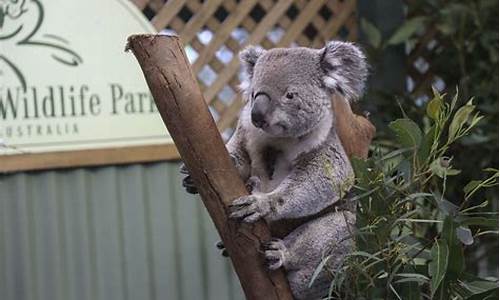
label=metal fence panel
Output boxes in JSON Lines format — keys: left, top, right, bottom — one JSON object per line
{"left": 0, "top": 162, "right": 244, "bottom": 300}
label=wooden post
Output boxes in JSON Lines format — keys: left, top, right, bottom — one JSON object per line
{"left": 126, "top": 34, "right": 294, "bottom": 300}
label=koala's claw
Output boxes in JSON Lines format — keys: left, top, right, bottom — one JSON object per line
{"left": 180, "top": 163, "right": 199, "bottom": 194}
{"left": 215, "top": 240, "right": 225, "bottom": 249}
{"left": 182, "top": 176, "right": 199, "bottom": 194}
{"left": 229, "top": 194, "right": 271, "bottom": 223}
{"left": 245, "top": 176, "right": 262, "bottom": 193}
{"left": 215, "top": 240, "right": 229, "bottom": 257}
{"left": 263, "top": 238, "right": 287, "bottom": 270}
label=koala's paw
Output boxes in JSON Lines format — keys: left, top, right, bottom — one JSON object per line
{"left": 263, "top": 238, "right": 287, "bottom": 270}
{"left": 180, "top": 163, "right": 198, "bottom": 194}
{"left": 245, "top": 176, "right": 262, "bottom": 193}
{"left": 229, "top": 194, "right": 271, "bottom": 223}
{"left": 215, "top": 240, "right": 229, "bottom": 257}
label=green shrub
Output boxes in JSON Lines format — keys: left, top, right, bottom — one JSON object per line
{"left": 316, "top": 91, "right": 498, "bottom": 299}
{"left": 360, "top": 0, "right": 499, "bottom": 280}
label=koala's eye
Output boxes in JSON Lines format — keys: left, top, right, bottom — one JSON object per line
{"left": 285, "top": 92, "right": 294, "bottom": 99}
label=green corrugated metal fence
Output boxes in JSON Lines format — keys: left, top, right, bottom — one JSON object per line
{"left": 0, "top": 162, "right": 245, "bottom": 300}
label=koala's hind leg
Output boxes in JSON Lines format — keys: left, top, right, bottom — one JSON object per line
{"left": 278, "top": 211, "right": 355, "bottom": 300}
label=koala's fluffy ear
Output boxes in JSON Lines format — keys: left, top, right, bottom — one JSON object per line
{"left": 320, "top": 41, "right": 368, "bottom": 102}
{"left": 239, "top": 46, "right": 266, "bottom": 95}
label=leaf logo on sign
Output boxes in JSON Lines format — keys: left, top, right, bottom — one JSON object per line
{"left": 0, "top": 0, "right": 83, "bottom": 90}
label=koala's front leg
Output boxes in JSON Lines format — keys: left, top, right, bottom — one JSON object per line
{"left": 229, "top": 191, "right": 272, "bottom": 223}
{"left": 230, "top": 147, "right": 353, "bottom": 223}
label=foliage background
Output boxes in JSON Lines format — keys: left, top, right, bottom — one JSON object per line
{"left": 320, "top": 0, "right": 499, "bottom": 298}
{"left": 359, "top": 0, "right": 498, "bottom": 276}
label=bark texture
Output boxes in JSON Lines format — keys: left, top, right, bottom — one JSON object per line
{"left": 126, "top": 34, "right": 294, "bottom": 300}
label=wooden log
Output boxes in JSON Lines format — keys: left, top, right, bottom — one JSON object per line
{"left": 126, "top": 34, "right": 294, "bottom": 300}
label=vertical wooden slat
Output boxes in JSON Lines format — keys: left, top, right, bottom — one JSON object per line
{"left": 60, "top": 169, "right": 92, "bottom": 300}
{"left": 146, "top": 164, "right": 181, "bottom": 300}
{"left": 2, "top": 174, "right": 30, "bottom": 300}
{"left": 117, "top": 165, "right": 151, "bottom": 300}
{"left": 0, "top": 177, "right": 6, "bottom": 300}
{"left": 84, "top": 169, "right": 99, "bottom": 300}
{"left": 140, "top": 166, "right": 157, "bottom": 300}
{"left": 33, "top": 173, "right": 63, "bottom": 300}
{"left": 88, "top": 168, "right": 125, "bottom": 300}
{"left": 171, "top": 166, "right": 206, "bottom": 300}
{"left": 54, "top": 172, "right": 69, "bottom": 300}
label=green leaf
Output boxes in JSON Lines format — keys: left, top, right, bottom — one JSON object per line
{"left": 436, "top": 199, "right": 459, "bottom": 217}
{"left": 361, "top": 18, "right": 382, "bottom": 48}
{"left": 351, "top": 157, "right": 370, "bottom": 187}
{"left": 417, "top": 125, "right": 436, "bottom": 165}
{"left": 389, "top": 119, "right": 423, "bottom": 148}
{"left": 387, "top": 17, "right": 427, "bottom": 45}
{"left": 430, "top": 157, "right": 460, "bottom": 178}
{"left": 446, "top": 169, "right": 461, "bottom": 176}
{"left": 442, "top": 217, "right": 465, "bottom": 278}
{"left": 395, "top": 273, "right": 430, "bottom": 281}
{"left": 348, "top": 251, "right": 383, "bottom": 262}
{"left": 456, "top": 226, "right": 474, "bottom": 245}
{"left": 467, "top": 290, "right": 498, "bottom": 300}
{"left": 464, "top": 180, "right": 482, "bottom": 195}
{"left": 483, "top": 168, "right": 499, "bottom": 174}
{"left": 396, "top": 267, "right": 424, "bottom": 300}
{"left": 458, "top": 216, "right": 499, "bottom": 229}
{"left": 388, "top": 283, "right": 402, "bottom": 300}
{"left": 448, "top": 103, "right": 475, "bottom": 143}
{"left": 428, "top": 239, "right": 449, "bottom": 297}
{"left": 426, "top": 94, "right": 442, "bottom": 120}
{"left": 461, "top": 280, "right": 499, "bottom": 295}
{"left": 309, "top": 256, "right": 330, "bottom": 287}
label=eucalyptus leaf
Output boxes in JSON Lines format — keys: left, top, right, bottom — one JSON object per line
{"left": 430, "top": 157, "right": 460, "bottom": 178}
{"left": 426, "top": 95, "right": 442, "bottom": 120}
{"left": 464, "top": 180, "right": 482, "bottom": 195}
{"left": 308, "top": 256, "right": 330, "bottom": 287}
{"left": 389, "top": 119, "right": 423, "bottom": 148}
{"left": 458, "top": 216, "right": 499, "bottom": 229}
{"left": 436, "top": 199, "right": 459, "bottom": 216}
{"left": 429, "top": 239, "right": 449, "bottom": 297}
{"left": 387, "top": 17, "right": 427, "bottom": 45}
{"left": 417, "top": 125, "right": 436, "bottom": 165}
{"left": 442, "top": 217, "right": 465, "bottom": 278}
{"left": 448, "top": 104, "right": 475, "bottom": 143}
{"left": 461, "top": 280, "right": 498, "bottom": 295}
{"left": 361, "top": 18, "right": 382, "bottom": 48}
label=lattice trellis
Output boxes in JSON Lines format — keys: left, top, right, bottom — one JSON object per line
{"left": 131, "top": 0, "right": 358, "bottom": 135}
{"left": 404, "top": 1, "right": 446, "bottom": 103}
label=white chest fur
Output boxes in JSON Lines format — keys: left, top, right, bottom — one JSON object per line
{"left": 241, "top": 107, "right": 333, "bottom": 193}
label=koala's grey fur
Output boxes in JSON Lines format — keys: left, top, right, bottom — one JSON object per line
{"left": 219, "top": 41, "right": 368, "bottom": 299}
{"left": 183, "top": 41, "right": 367, "bottom": 299}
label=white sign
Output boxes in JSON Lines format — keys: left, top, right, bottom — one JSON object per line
{"left": 0, "top": 0, "right": 172, "bottom": 155}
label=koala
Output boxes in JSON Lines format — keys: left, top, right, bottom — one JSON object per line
{"left": 182, "top": 41, "right": 369, "bottom": 299}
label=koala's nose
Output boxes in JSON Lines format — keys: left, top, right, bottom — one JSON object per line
{"left": 251, "top": 110, "right": 266, "bottom": 128}
{"left": 251, "top": 92, "right": 270, "bottom": 128}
